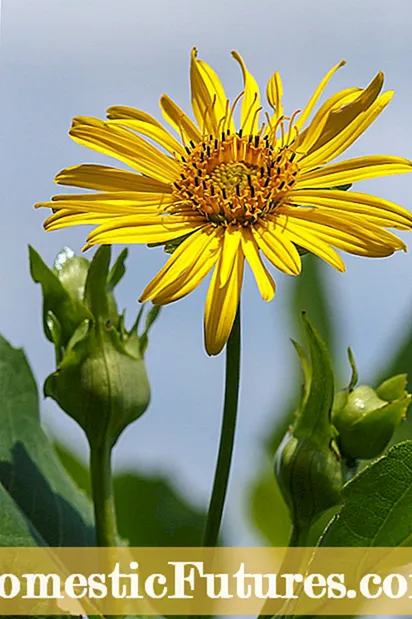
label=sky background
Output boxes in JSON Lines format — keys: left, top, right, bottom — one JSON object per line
{"left": 1, "top": 0, "right": 412, "bottom": 544}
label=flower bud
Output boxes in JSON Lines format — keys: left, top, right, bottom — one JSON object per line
{"left": 332, "top": 368, "right": 411, "bottom": 461}
{"left": 30, "top": 245, "right": 159, "bottom": 449}
{"left": 275, "top": 315, "right": 342, "bottom": 536}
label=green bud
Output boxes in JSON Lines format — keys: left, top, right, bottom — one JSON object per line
{"left": 275, "top": 315, "right": 342, "bottom": 537}
{"left": 30, "top": 245, "right": 160, "bottom": 449}
{"left": 332, "top": 353, "right": 411, "bottom": 460}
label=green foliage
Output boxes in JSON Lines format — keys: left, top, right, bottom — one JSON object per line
{"left": 275, "top": 315, "right": 342, "bottom": 538}
{"left": 321, "top": 441, "right": 412, "bottom": 546}
{"left": 54, "top": 442, "right": 207, "bottom": 547}
{"left": 249, "top": 255, "right": 338, "bottom": 545}
{"left": 31, "top": 245, "right": 158, "bottom": 450}
{"left": 0, "top": 335, "right": 94, "bottom": 548}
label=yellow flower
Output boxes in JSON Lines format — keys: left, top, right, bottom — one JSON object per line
{"left": 37, "top": 49, "right": 412, "bottom": 355}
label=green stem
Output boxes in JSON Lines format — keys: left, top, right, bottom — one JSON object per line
{"left": 90, "top": 443, "right": 123, "bottom": 619}
{"left": 257, "top": 524, "right": 310, "bottom": 619}
{"left": 90, "top": 442, "right": 118, "bottom": 547}
{"left": 203, "top": 305, "right": 241, "bottom": 547}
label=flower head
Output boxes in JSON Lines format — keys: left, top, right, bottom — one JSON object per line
{"left": 37, "top": 49, "right": 412, "bottom": 355}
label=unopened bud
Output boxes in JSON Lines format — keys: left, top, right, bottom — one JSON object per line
{"left": 332, "top": 351, "right": 411, "bottom": 460}
{"left": 30, "top": 245, "right": 159, "bottom": 449}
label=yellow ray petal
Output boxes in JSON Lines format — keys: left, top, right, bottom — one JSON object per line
{"left": 298, "top": 155, "right": 412, "bottom": 188}
{"left": 252, "top": 223, "right": 301, "bottom": 276}
{"left": 44, "top": 191, "right": 174, "bottom": 205}
{"left": 276, "top": 209, "right": 405, "bottom": 256}
{"left": 287, "top": 189, "right": 412, "bottom": 230}
{"left": 37, "top": 192, "right": 174, "bottom": 231}
{"left": 106, "top": 106, "right": 185, "bottom": 156}
{"left": 266, "top": 70, "right": 283, "bottom": 125}
{"left": 54, "top": 164, "right": 172, "bottom": 193}
{"left": 204, "top": 237, "right": 244, "bottom": 356}
{"left": 240, "top": 227, "right": 276, "bottom": 301}
{"left": 308, "top": 72, "right": 384, "bottom": 152}
{"left": 295, "top": 60, "right": 346, "bottom": 131}
{"left": 219, "top": 226, "right": 242, "bottom": 285}
{"left": 231, "top": 51, "right": 261, "bottom": 135}
{"left": 159, "top": 94, "right": 201, "bottom": 144}
{"left": 279, "top": 221, "right": 346, "bottom": 271}
{"left": 70, "top": 117, "right": 181, "bottom": 184}
{"left": 84, "top": 215, "right": 205, "bottom": 248}
{"left": 43, "top": 209, "right": 151, "bottom": 231}
{"left": 143, "top": 227, "right": 224, "bottom": 305}
{"left": 190, "top": 48, "right": 234, "bottom": 137}
{"left": 300, "top": 91, "right": 393, "bottom": 169}
{"left": 297, "top": 88, "right": 361, "bottom": 154}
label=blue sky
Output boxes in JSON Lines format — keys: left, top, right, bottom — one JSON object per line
{"left": 1, "top": 0, "right": 412, "bottom": 543}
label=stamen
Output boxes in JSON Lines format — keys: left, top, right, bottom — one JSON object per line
{"left": 226, "top": 90, "right": 245, "bottom": 133}
{"left": 286, "top": 109, "right": 301, "bottom": 146}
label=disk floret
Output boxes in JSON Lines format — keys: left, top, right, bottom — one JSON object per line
{"left": 172, "top": 131, "right": 300, "bottom": 226}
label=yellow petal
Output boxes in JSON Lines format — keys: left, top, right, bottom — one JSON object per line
{"left": 45, "top": 190, "right": 174, "bottom": 205}
{"left": 38, "top": 192, "right": 175, "bottom": 231}
{"left": 276, "top": 209, "right": 405, "bottom": 256}
{"left": 219, "top": 227, "right": 242, "bottom": 285}
{"left": 240, "top": 227, "right": 276, "bottom": 301}
{"left": 297, "top": 88, "right": 361, "bottom": 154}
{"left": 190, "top": 48, "right": 234, "bottom": 137}
{"left": 159, "top": 94, "right": 201, "bottom": 144}
{"left": 279, "top": 220, "right": 346, "bottom": 271}
{"left": 252, "top": 223, "right": 301, "bottom": 275}
{"left": 106, "top": 106, "right": 185, "bottom": 156}
{"left": 70, "top": 117, "right": 181, "bottom": 184}
{"left": 85, "top": 215, "right": 205, "bottom": 248}
{"left": 288, "top": 189, "right": 412, "bottom": 230}
{"left": 300, "top": 91, "right": 393, "bottom": 169}
{"left": 308, "top": 72, "right": 384, "bottom": 152}
{"left": 54, "top": 164, "right": 172, "bottom": 193}
{"left": 295, "top": 60, "right": 346, "bottom": 131}
{"left": 266, "top": 70, "right": 283, "bottom": 125}
{"left": 231, "top": 51, "right": 261, "bottom": 135}
{"left": 43, "top": 209, "right": 157, "bottom": 231}
{"left": 144, "top": 227, "right": 224, "bottom": 305}
{"left": 298, "top": 155, "right": 412, "bottom": 188}
{"left": 204, "top": 238, "right": 244, "bottom": 356}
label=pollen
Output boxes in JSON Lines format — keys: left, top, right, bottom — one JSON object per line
{"left": 171, "top": 131, "right": 300, "bottom": 226}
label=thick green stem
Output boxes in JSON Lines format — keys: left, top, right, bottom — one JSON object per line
{"left": 90, "top": 442, "right": 118, "bottom": 548}
{"left": 203, "top": 305, "right": 241, "bottom": 547}
{"left": 90, "top": 443, "right": 123, "bottom": 619}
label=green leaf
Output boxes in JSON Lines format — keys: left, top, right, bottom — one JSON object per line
{"left": 321, "top": 440, "right": 412, "bottom": 546}
{"left": 0, "top": 335, "right": 94, "bottom": 547}
{"left": 54, "top": 441, "right": 207, "bottom": 546}
{"left": 115, "top": 473, "right": 206, "bottom": 546}
{"left": 84, "top": 245, "right": 112, "bottom": 320}
{"left": 292, "top": 254, "right": 336, "bottom": 360}
{"left": 29, "top": 246, "right": 90, "bottom": 350}
{"left": 293, "top": 314, "right": 335, "bottom": 442}
{"left": 107, "top": 248, "right": 128, "bottom": 291}
{"left": 373, "top": 329, "right": 412, "bottom": 446}
{"left": 0, "top": 483, "right": 42, "bottom": 546}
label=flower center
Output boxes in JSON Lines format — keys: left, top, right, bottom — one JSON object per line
{"left": 172, "top": 132, "right": 299, "bottom": 226}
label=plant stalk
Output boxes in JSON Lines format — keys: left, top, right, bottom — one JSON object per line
{"left": 203, "top": 305, "right": 241, "bottom": 547}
